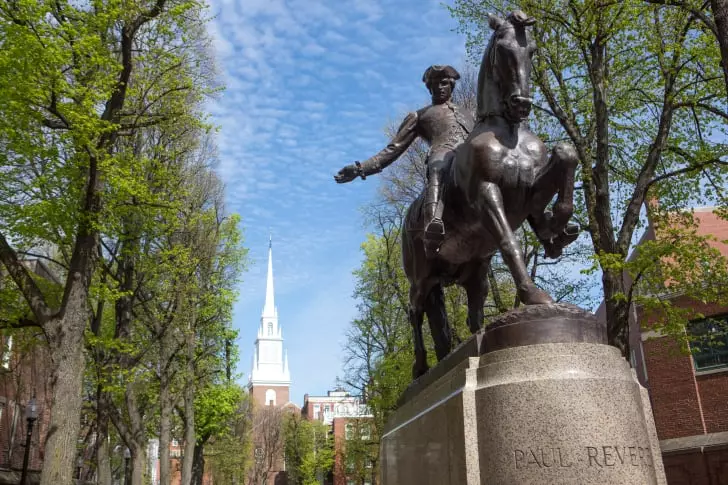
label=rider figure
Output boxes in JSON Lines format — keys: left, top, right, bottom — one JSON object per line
{"left": 334, "top": 65, "right": 474, "bottom": 256}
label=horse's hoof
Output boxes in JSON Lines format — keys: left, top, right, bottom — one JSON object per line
{"left": 518, "top": 284, "right": 554, "bottom": 305}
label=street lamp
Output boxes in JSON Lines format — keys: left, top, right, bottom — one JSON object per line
{"left": 19, "top": 397, "right": 38, "bottom": 485}
{"left": 124, "top": 448, "right": 131, "bottom": 485}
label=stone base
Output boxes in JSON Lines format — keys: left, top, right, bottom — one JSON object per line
{"left": 380, "top": 304, "right": 667, "bottom": 485}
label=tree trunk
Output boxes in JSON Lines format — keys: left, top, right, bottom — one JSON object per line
{"left": 159, "top": 380, "right": 172, "bottom": 485}
{"left": 96, "top": 398, "right": 113, "bottom": 485}
{"left": 39, "top": 313, "right": 86, "bottom": 485}
{"left": 710, "top": 0, "right": 728, "bottom": 100}
{"left": 131, "top": 446, "right": 147, "bottom": 485}
{"left": 180, "top": 331, "right": 196, "bottom": 485}
{"left": 603, "top": 269, "right": 630, "bottom": 358}
{"left": 192, "top": 442, "right": 205, "bottom": 485}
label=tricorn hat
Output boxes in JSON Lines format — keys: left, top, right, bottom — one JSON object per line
{"left": 422, "top": 65, "right": 461, "bottom": 86}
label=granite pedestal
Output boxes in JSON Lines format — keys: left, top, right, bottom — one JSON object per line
{"left": 380, "top": 304, "right": 667, "bottom": 485}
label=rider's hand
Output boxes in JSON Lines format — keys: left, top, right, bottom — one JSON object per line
{"left": 334, "top": 163, "right": 360, "bottom": 183}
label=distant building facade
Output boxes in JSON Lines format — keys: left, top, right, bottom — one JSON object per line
{"left": 597, "top": 207, "right": 728, "bottom": 485}
{"left": 302, "top": 390, "right": 374, "bottom": 485}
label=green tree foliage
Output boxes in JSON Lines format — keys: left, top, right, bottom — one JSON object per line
{"left": 283, "top": 413, "right": 334, "bottom": 485}
{"left": 0, "top": 1, "right": 248, "bottom": 484}
{"left": 449, "top": 0, "right": 728, "bottom": 353}
{"left": 200, "top": 385, "right": 252, "bottom": 485}
{"left": 341, "top": 419, "right": 378, "bottom": 485}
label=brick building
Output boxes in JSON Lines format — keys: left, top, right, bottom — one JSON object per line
{"left": 302, "top": 390, "right": 374, "bottom": 485}
{"left": 0, "top": 260, "right": 58, "bottom": 484}
{"left": 597, "top": 207, "right": 728, "bottom": 484}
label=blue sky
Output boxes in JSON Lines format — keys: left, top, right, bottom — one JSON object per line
{"left": 204, "top": 0, "right": 470, "bottom": 405}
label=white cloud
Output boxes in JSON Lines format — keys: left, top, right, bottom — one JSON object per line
{"left": 206, "top": 0, "right": 469, "bottom": 397}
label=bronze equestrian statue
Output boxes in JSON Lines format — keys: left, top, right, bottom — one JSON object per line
{"left": 334, "top": 65, "right": 474, "bottom": 257}
{"left": 336, "top": 11, "right": 580, "bottom": 379}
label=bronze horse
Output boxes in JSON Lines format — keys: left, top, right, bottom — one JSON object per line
{"left": 402, "top": 11, "right": 580, "bottom": 378}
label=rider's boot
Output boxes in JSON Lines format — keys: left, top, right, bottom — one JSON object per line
{"left": 423, "top": 174, "right": 445, "bottom": 257}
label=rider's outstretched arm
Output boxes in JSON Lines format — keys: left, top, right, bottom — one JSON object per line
{"left": 358, "top": 112, "right": 418, "bottom": 177}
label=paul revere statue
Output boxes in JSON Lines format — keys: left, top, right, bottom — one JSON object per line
{"left": 334, "top": 65, "right": 474, "bottom": 256}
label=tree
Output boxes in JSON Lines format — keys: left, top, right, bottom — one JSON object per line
{"left": 0, "top": 1, "right": 218, "bottom": 482}
{"left": 197, "top": 385, "right": 252, "bottom": 485}
{"left": 341, "top": 419, "right": 378, "bottom": 485}
{"left": 450, "top": 0, "right": 728, "bottom": 354}
{"left": 283, "top": 413, "right": 334, "bottom": 485}
{"left": 640, "top": 0, "right": 728, "bottom": 102}
{"left": 249, "top": 406, "right": 286, "bottom": 485}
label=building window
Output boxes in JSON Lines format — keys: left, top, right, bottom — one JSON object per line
{"left": 345, "top": 423, "right": 353, "bottom": 440}
{"left": 265, "top": 389, "right": 277, "bottom": 406}
{"left": 2, "top": 336, "right": 12, "bottom": 369}
{"left": 689, "top": 315, "right": 728, "bottom": 371}
{"left": 361, "top": 424, "right": 371, "bottom": 440}
{"left": 267, "top": 322, "right": 273, "bottom": 335}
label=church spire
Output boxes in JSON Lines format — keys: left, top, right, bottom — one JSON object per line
{"left": 262, "top": 235, "right": 275, "bottom": 318}
{"left": 250, "top": 238, "right": 291, "bottom": 398}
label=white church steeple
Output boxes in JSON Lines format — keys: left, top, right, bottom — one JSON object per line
{"left": 262, "top": 235, "right": 276, "bottom": 319}
{"left": 249, "top": 238, "right": 290, "bottom": 400}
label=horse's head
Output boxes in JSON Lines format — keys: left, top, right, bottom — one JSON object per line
{"left": 479, "top": 11, "right": 537, "bottom": 123}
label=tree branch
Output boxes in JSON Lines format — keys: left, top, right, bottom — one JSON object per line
{"left": 0, "top": 232, "right": 53, "bottom": 324}
{"left": 647, "top": 146, "right": 728, "bottom": 188}
{"left": 0, "top": 317, "right": 42, "bottom": 329}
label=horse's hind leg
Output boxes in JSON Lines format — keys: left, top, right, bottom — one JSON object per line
{"left": 463, "top": 259, "right": 490, "bottom": 334}
{"left": 409, "top": 284, "right": 430, "bottom": 379}
{"left": 424, "top": 284, "right": 452, "bottom": 361}
{"left": 477, "top": 181, "right": 552, "bottom": 305}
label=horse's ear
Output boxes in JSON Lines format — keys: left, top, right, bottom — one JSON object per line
{"left": 488, "top": 14, "right": 504, "bottom": 31}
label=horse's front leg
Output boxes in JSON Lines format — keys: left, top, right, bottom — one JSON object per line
{"left": 528, "top": 142, "right": 579, "bottom": 257}
{"left": 549, "top": 142, "right": 578, "bottom": 232}
{"left": 477, "top": 181, "right": 552, "bottom": 305}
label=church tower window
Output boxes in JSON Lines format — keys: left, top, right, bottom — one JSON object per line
{"left": 268, "top": 322, "right": 273, "bottom": 335}
{"left": 265, "top": 389, "right": 277, "bottom": 406}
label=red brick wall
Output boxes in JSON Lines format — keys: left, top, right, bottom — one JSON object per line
{"left": 640, "top": 297, "right": 728, "bottom": 439}
{"left": 250, "top": 385, "right": 290, "bottom": 408}
{"left": 301, "top": 397, "right": 313, "bottom": 421}
{"left": 332, "top": 418, "right": 347, "bottom": 485}
{"left": 643, "top": 335, "right": 705, "bottom": 439}
{"left": 695, "top": 373, "right": 728, "bottom": 434}
{"left": 663, "top": 449, "right": 728, "bottom": 485}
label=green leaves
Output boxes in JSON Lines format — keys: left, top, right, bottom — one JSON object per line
{"left": 450, "top": 0, "right": 728, "bottom": 352}
{"left": 283, "top": 413, "right": 334, "bottom": 485}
